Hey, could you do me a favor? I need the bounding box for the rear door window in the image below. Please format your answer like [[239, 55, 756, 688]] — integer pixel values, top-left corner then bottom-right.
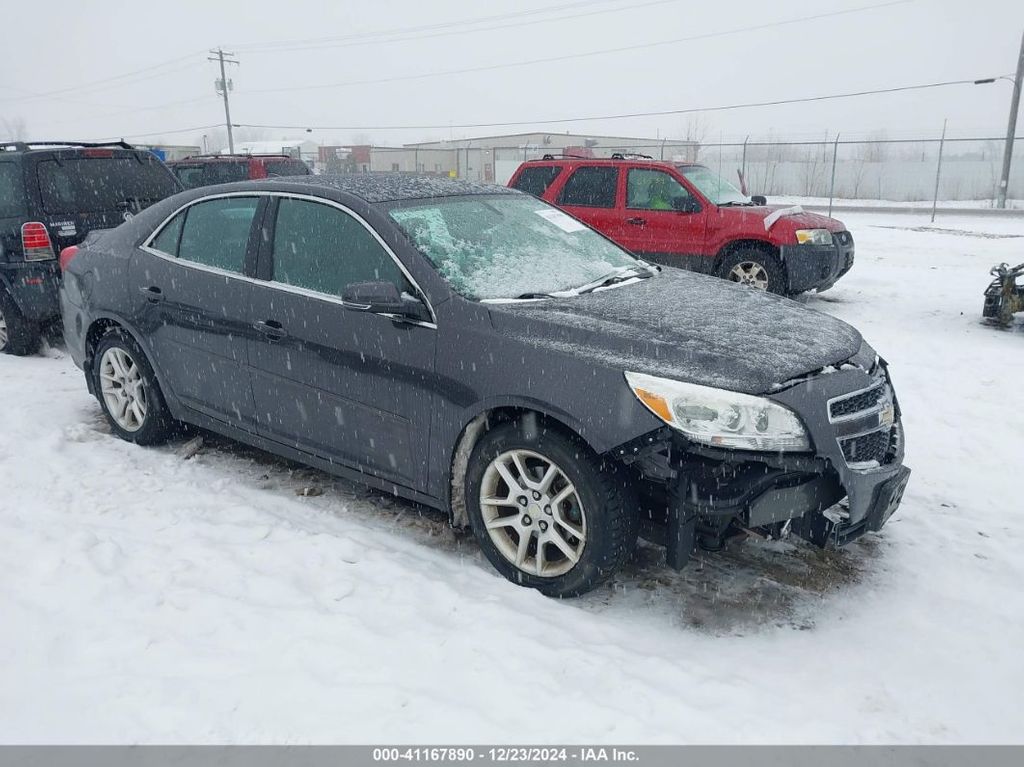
[[271, 198, 407, 297], [36, 156, 179, 214], [557, 166, 619, 208], [173, 162, 248, 188], [262, 159, 309, 177], [150, 211, 185, 256], [177, 197, 259, 274], [511, 166, 562, 197], [0, 163, 25, 217]]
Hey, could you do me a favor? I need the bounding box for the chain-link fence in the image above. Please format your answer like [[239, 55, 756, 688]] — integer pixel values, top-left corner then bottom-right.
[[324, 136, 1023, 205]]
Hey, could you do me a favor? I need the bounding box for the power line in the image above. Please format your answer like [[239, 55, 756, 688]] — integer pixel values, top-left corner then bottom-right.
[[240, 1, 913, 95], [0, 51, 207, 103], [92, 123, 223, 142], [238, 0, 686, 54], [233, 77, 996, 132], [230, 0, 637, 51]]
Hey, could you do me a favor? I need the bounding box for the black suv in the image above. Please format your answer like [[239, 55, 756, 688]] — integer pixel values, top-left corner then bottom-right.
[[60, 175, 910, 597], [0, 141, 181, 354]]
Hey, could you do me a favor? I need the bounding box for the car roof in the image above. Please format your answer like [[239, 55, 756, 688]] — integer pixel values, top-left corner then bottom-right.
[[250, 173, 520, 203]]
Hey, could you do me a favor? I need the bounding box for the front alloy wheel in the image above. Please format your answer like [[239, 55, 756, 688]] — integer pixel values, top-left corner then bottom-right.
[[479, 449, 587, 578], [466, 421, 638, 597]]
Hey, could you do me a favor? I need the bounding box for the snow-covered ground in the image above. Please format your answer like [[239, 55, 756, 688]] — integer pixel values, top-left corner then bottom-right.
[[1, 211, 1022, 744]]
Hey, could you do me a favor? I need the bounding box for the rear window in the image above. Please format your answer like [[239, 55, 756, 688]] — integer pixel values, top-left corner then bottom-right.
[[172, 162, 248, 189], [511, 165, 562, 197], [0, 163, 25, 217], [36, 156, 179, 215], [557, 166, 619, 208], [262, 159, 310, 177]]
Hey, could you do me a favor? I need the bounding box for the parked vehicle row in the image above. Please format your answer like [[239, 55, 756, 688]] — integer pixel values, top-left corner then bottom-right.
[[510, 154, 855, 295], [57, 173, 911, 597], [167, 154, 311, 189]]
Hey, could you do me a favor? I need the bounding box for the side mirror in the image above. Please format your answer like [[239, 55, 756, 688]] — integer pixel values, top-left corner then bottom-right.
[[751, 195, 768, 206], [342, 281, 431, 323], [671, 197, 701, 213]]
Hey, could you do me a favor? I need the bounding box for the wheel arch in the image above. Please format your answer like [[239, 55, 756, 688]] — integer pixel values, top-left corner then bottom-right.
[[447, 401, 598, 528], [716, 238, 780, 268], [82, 314, 174, 409]]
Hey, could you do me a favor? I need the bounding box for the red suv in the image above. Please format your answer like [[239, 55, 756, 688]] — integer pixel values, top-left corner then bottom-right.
[[167, 154, 311, 190], [509, 154, 854, 295]]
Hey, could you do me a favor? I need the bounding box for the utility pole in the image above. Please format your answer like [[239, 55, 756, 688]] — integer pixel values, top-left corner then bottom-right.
[[997, 30, 1024, 209], [208, 48, 238, 155]]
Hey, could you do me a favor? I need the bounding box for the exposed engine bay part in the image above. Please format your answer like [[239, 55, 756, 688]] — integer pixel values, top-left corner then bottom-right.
[[983, 262, 1024, 327]]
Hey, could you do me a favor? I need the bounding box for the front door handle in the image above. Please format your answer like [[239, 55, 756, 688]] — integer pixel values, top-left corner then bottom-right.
[[254, 319, 288, 340], [626, 217, 646, 226], [139, 286, 163, 303]]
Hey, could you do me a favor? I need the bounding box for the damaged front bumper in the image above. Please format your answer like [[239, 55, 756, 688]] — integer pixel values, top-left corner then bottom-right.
[[617, 359, 910, 569], [780, 231, 855, 293]]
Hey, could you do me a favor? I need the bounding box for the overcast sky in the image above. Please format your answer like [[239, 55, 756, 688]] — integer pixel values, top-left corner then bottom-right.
[[1, 0, 1022, 149]]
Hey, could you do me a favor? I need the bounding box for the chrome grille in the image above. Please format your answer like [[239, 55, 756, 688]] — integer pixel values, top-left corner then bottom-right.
[[827, 373, 897, 469]]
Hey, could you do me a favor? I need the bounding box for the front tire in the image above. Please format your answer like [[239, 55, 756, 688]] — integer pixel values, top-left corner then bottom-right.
[[0, 289, 42, 356], [466, 420, 638, 597], [92, 329, 174, 445], [719, 248, 786, 294]]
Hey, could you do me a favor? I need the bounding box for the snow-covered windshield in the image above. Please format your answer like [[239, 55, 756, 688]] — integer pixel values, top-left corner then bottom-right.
[[677, 165, 749, 205], [388, 195, 639, 300]]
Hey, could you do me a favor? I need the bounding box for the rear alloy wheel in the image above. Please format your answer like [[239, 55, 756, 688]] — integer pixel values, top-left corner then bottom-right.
[[93, 329, 174, 445], [719, 249, 786, 294], [466, 421, 637, 597], [0, 289, 41, 356]]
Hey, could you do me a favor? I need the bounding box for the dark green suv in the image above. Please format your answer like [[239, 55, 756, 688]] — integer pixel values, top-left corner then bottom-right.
[[0, 141, 181, 355]]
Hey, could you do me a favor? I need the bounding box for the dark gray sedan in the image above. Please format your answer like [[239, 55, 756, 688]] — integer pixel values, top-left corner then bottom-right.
[[59, 174, 910, 597]]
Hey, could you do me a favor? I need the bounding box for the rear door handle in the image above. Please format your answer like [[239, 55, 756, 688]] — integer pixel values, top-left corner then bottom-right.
[[627, 217, 646, 226], [254, 319, 288, 340], [139, 286, 163, 302]]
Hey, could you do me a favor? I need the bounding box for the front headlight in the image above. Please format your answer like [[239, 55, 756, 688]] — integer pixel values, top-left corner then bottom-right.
[[795, 228, 833, 246], [625, 372, 811, 451]]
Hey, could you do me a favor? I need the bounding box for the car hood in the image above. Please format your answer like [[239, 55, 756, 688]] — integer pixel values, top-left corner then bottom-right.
[[725, 205, 846, 233], [486, 269, 863, 395]]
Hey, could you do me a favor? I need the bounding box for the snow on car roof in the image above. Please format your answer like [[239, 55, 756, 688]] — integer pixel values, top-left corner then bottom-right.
[[269, 173, 520, 203]]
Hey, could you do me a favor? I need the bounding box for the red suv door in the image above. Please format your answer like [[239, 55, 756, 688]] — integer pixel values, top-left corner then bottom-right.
[[551, 165, 624, 238], [615, 166, 707, 266]]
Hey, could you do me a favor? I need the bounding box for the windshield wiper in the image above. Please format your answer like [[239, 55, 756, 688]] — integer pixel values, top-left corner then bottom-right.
[[514, 292, 559, 299], [719, 200, 755, 207], [573, 266, 653, 295]]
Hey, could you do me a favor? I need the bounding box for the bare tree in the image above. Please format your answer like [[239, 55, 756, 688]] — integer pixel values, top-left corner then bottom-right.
[[1, 117, 28, 141]]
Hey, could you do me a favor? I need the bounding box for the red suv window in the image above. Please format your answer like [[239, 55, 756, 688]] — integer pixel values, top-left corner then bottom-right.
[[557, 166, 618, 208], [511, 165, 562, 197]]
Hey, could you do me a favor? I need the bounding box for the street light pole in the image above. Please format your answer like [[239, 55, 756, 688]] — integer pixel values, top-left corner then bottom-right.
[[997, 30, 1024, 209]]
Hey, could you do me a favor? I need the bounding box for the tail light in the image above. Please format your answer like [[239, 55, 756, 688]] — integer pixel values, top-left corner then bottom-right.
[[59, 245, 80, 272], [21, 222, 55, 261]]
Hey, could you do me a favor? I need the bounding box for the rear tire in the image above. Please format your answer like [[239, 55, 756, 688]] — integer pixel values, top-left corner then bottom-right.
[[0, 289, 42, 356], [719, 248, 786, 294], [92, 328, 175, 445], [466, 420, 638, 598]]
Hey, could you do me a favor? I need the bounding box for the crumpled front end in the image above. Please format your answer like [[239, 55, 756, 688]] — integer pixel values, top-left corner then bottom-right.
[[614, 352, 911, 568]]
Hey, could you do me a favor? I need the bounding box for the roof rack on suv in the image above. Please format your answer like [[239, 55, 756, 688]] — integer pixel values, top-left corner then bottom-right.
[[610, 152, 654, 160], [1, 140, 136, 153], [539, 153, 594, 161]]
